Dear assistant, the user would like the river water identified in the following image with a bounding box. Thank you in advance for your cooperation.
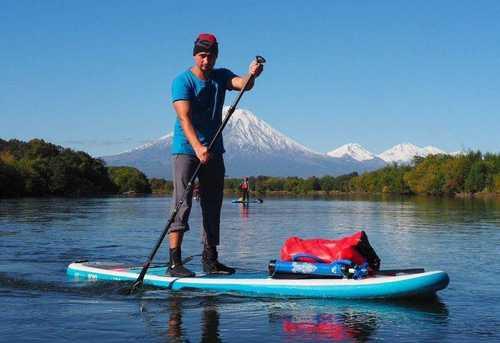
[1,196,499,342]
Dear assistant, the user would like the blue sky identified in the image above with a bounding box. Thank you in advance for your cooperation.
[1,1,499,156]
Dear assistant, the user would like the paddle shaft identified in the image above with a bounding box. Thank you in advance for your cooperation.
[129,56,266,293]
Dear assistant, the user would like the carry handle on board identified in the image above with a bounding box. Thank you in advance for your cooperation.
[128,56,266,294]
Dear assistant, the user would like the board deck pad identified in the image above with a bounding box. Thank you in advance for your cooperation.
[67,261,449,299]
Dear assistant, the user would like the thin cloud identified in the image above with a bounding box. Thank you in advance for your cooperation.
[61,139,145,147]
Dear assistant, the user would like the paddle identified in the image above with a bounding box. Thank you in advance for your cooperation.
[129,56,266,294]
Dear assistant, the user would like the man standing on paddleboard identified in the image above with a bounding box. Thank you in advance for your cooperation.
[169,33,264,277]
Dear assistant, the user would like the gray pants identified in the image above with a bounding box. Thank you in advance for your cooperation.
[168,154,225,247]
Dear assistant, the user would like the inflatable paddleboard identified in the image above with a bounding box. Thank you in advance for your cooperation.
[67,261,449,299]
[231,199,263,204]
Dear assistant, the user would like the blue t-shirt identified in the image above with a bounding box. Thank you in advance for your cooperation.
[171,68,236,155]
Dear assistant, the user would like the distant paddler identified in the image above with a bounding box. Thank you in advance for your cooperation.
[238,177,250,202]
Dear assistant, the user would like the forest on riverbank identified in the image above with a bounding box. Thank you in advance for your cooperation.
[226,152,500,197]
[1,139,498,198]
[0,139,154,197]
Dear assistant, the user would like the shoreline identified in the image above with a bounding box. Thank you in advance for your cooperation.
[224,190,500,199]
[2,191,498,199]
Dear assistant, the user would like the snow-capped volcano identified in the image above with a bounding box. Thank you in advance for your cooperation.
[102,108,383,178]
[123,133,173,154]
[223,108,317,155]
[327,143,377,161]
[102,110,452,177]
[424,146,447,155]
[377,143,446,163]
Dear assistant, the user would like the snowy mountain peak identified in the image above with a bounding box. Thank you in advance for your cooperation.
[103,107,383,178]
[114,108,319,158]
[327,143,376,161]
[103,107,450,177]
[223,107,318,155]
[423,146,446,155]
[122,133,173,154]
[378,143,446,163]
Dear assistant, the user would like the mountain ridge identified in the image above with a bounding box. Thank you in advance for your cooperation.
[102,108,447,178]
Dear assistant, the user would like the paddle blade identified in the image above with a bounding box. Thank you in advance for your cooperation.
[128,280,143,294]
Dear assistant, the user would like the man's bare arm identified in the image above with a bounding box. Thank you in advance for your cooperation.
[172,100,210,163]
[228,59,264,91]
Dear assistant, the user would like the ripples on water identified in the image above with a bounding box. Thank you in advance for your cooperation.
[0,196,499,342]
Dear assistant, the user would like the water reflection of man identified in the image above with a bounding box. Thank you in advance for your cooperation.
[240,203,249,219]
[167,296,221,342]
[167,296,184,340]
[201,298,221,343]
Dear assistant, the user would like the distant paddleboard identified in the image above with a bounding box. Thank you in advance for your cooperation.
[232,199,263,204]
[67,261,449,299]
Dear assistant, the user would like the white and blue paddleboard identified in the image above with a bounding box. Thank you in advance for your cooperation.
[231,199,263,204]
[67,261,449,299]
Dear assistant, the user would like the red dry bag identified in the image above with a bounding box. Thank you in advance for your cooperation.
[280,231,380,271]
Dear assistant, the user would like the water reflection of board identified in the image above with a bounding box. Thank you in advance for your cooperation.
[67,261,449,299]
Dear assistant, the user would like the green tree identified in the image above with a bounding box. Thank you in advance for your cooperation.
[348,175,363,192]
[108,166,151,194]
[283,177,301,194]
[26,139,61,160]
[494,174,500,193]
[465,161,492,193]
[405,156,446,195]
[441,157,467,194]
[333,172,358,192]
[224,178,240,191]
[319,175,335,192]
[263,177,285,191]
[0,160,24,197]
[150,178,173,194]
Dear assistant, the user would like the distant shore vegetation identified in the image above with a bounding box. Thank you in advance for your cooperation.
[0,139,155,197]
[1,139,498,198]
[226,152,500,197]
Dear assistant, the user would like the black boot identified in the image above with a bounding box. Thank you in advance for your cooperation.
[202,246,235,275]
[169,248,195,277]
